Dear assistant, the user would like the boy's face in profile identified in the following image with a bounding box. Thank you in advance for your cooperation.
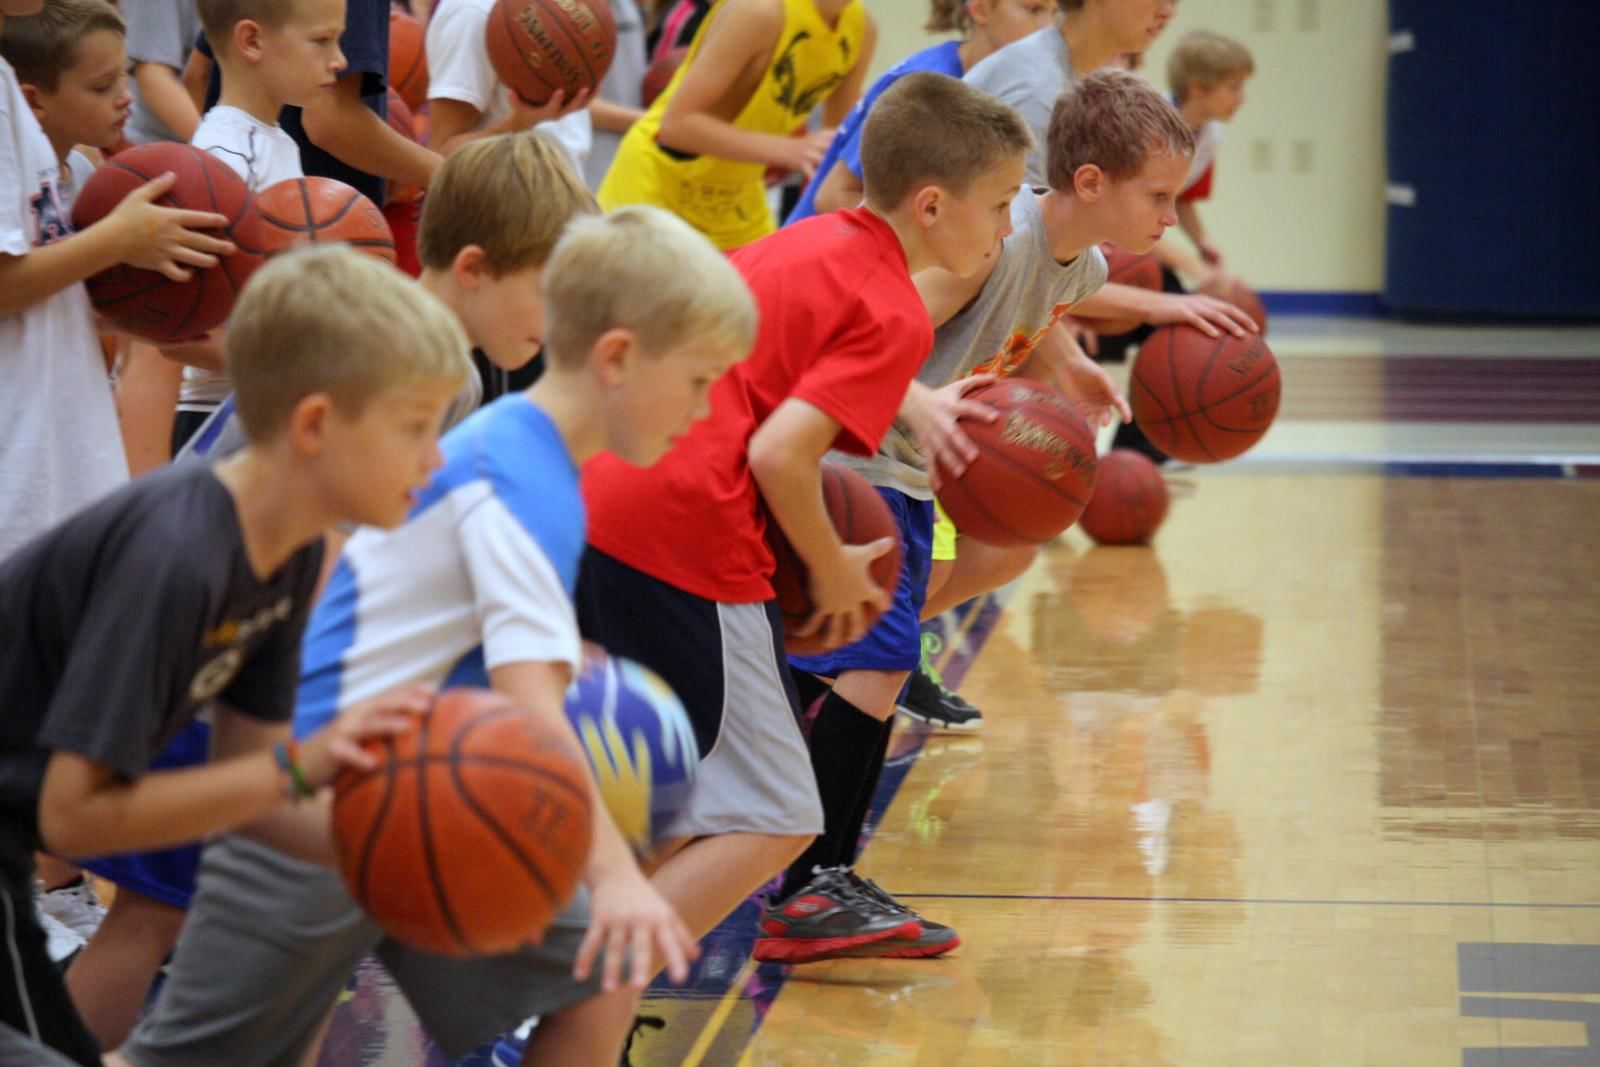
[258,0,347,108]
[1101,0,1177,54]
[462,264,546,373]
[1097,149,1187,253]
[927,156,1027,278]
[605,340,742,467]
[29,29,130,150]
[317,381,459,528]
[1191,74,1248,122]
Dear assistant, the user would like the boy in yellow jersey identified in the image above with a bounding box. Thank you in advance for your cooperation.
[597,0,875,250]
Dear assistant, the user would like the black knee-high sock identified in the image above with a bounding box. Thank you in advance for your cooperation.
[837,716,894,870]
[778,690,888,900]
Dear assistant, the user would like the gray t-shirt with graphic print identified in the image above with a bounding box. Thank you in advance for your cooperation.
[833,188,1107,500]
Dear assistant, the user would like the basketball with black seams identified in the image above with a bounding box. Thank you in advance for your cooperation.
[485,0,617,107]
[767,463,902,656]
[70,142,267,343]
[1130,324,1281,463]
[332,688,592,957]
[244,177,397,263]
[936,378,1099,547]
[1090,241,1164,336]
[1078,449,1169,545]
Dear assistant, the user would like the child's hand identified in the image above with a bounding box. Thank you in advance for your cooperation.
[903,376,999,491]
[507,86,593,128]
[776,127,836,180]
[1053,345,1131,428]
[1198,239,1226,268]
[1147,292,1257,338]
[799,536,896,650]
[298,684,434,787]
[574,865,698,991]
[106,172,235,281]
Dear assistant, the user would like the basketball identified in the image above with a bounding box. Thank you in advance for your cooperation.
[484,0,616,107]
[389,9,429,112]
[1225,278,1268,334]
[70,142,266,343]
[936,378,1098,548]
[1130,325,1282,463]
[640,45,688,108]
[1090,242,1164,335]
[768,463,903,656]
[246,177,397,263]
[565,647,699,858]
[1078,449,1169,545]
[384,90,425,205]
[332,688,593,958]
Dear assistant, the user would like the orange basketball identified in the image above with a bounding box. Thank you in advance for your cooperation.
[70,142,266,343]
[1091,242,1163,335]
[767,463,903,656]
[1130,325,1281,463]
[640,45,687,107]
[485,0,616,107]
[389,9,429,112]
[1078,449,1169,545]
[936,378,1098,547]
[246,177,397,263]
[1222,278,1268,334]
[333,688,593,957]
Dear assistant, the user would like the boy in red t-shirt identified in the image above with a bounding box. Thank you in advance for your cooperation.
[579,72,1032,959]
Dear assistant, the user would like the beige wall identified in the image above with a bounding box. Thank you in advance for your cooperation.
[861,0,1389,292]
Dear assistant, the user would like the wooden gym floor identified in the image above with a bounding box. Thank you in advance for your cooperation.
[318,317,1600,1066]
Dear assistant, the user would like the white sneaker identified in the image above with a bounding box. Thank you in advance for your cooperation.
[39,878,106,941]
[36,905,85,966]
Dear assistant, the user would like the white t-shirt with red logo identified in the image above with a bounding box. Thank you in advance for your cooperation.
[0,57,127,561]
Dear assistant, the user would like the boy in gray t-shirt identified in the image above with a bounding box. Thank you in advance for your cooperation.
[121,0,201,143]
[773,73,1198,959]
[965,0,1178,185]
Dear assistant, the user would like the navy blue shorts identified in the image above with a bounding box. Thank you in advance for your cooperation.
[82,720,210,909]
[788,488,933,676]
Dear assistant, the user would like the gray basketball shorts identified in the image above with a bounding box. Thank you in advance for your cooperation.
[120,834,600,1066]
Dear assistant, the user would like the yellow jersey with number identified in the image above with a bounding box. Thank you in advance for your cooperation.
[597,0,865,250]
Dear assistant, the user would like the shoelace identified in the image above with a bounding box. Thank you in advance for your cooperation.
[813,867,902,917]
[850,874,914,918]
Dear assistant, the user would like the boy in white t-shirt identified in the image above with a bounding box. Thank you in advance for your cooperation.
[173,0,346,447]
[423,0,591,167]
[582,0,646,190]
[0,0,230,563]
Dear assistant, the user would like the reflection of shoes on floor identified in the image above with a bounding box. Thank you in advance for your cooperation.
[828,874,959,959]
[753,867,920,964]
[897,663,983,731]
[39,877,106,941]
[37,907,84,969]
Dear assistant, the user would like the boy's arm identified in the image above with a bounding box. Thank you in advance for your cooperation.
[590,96,644,134]
[820,14,876,127]
[134,63,202,142]
[1073,281,1256,338]
[300,73,442,188]
[181,46,211,115]
[1015,319,1129,427]
[656,0,831,175]
[428,91,591,157]
[810,155,864,214]
[489,660,695,991]
[0,174,231,318]
[749,398,894,649]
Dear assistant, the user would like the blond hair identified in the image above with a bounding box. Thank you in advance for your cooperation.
[197,0,299,52]
[861,71,1033,210]
[541,206,756,370]
[419,134,598,275]
[228,246,472,440]
[1168,30,1254,101]
[1046,69,1195,188]
[0,0,123,91]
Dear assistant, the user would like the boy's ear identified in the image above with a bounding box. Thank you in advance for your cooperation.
[451,245,488,289]
[1072,163,1106,203]
[590,327,636,387]
[233,18,266,61]
[911,184,943,228]
[286,392,336,456]
[18,82,46,119]
[966,0,989,26]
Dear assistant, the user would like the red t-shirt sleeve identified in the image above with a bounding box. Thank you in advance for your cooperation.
[788,297,930,457]
[1180,162,1214,202]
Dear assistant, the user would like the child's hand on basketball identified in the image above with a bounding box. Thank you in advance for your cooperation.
[1148,292,1257,339]
[507,86,592,127]
[299,684,434,786]
[903,377,1001,491]
[799,538,896,649]
[106,173,235,281]
[576,868,698,991]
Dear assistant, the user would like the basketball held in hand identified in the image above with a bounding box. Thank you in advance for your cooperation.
[485,0,616,107]
[1130,324,1281,463]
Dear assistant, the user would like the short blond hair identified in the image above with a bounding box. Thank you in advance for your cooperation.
[197,0,298,52]
[228,246,472,440]
[419,134,598,275]
[861,72,1033,210]
[1168,30,1254,101]
[0,0,123,91]
[541,206,756,370]
[1046,69,1195,188]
